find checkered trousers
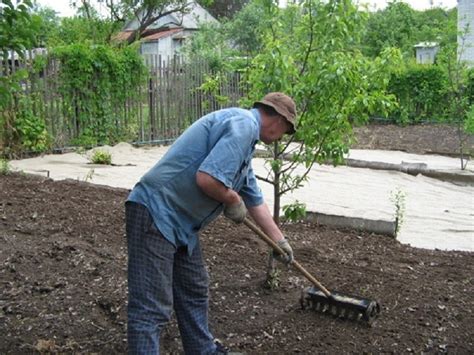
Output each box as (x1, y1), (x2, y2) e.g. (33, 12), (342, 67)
(125, 201), (216, 355)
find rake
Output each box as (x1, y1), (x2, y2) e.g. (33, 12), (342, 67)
(243, 217), (380, 324)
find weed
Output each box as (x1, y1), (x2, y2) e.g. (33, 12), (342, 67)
(1, 159), (10, 175)
(84, 168), (95, 182)
(89, 150), (112, 165)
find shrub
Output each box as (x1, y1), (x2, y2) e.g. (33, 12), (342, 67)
(1, 159), (10, 175)
(388, 64), (448, 124)
(89, 150), (112, 165)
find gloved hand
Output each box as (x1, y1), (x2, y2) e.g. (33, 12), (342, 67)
(273, 238), (294, 264)
(223, 199), (247, 223)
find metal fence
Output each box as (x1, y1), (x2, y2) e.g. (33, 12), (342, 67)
(1, 52), (245, 152)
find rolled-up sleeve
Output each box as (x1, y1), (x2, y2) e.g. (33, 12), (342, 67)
(198, 116), (254, 188)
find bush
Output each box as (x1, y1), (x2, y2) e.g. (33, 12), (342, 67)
(1, 159), (10, 175)
(89, 150), (112, 165)
(388, 64), (448, 124)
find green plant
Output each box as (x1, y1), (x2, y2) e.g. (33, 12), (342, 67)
(244, 0), (401, 224)
(388, 63), (448, 123)
(51, 43), (146, 147)
(282, 201), (307, 224)
(1, 159), (10, 175)
(89, 150), (112, 165)
(390, 188), (407, 237)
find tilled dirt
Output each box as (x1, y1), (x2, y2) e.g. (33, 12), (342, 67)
(353, 123), (474, 156)
(1, 173), (473, 354)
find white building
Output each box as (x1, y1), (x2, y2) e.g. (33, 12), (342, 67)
(458, 0), (474, 67)
(114, 2), (218, 66)
(414, 42), (439, 64)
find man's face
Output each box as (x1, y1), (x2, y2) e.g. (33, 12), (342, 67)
(260, 115), (292, 144)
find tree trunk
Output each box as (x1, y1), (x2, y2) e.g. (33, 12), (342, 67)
(273, 141), (280, 225)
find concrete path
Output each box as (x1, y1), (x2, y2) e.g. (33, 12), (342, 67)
(9, 143), (474, 252)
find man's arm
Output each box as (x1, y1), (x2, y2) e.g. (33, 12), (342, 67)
(196, 171), (240, 206)
(247, 203), (285, 243)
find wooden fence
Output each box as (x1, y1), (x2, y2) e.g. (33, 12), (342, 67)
(142, 55), (245, 144)
(1, 52), (245, 152)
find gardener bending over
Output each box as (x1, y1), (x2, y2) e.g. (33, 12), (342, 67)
(125, 92), (297, 354)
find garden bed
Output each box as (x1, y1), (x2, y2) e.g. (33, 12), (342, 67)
(1, 173), (472, 353)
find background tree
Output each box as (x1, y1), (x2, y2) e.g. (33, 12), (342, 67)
(103, 0), (195, 44)
(0, 0), (43, 156)
(197, 0), (248, 19)
(362, 1), (417, 58)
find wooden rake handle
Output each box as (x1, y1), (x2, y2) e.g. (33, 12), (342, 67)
(243, 217), (332, 298)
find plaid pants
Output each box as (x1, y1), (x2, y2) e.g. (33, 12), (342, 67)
(126, 202), (216, 355)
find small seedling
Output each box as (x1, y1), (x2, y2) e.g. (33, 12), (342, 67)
(84, 168), (95, 182)
(390, 188), (407, 237)
(89, 150), (112, 165)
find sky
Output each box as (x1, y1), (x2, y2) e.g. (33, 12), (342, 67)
(35, 0), (458, 18)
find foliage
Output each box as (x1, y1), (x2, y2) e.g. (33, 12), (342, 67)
(197, 0), (249, 19)
(243, 0), (401, 223)
(0, 158), (10, 175)
(89, 150), (112, 165)
(30, 5), (61, 47)
(282, 201), (306, 223)
(388, 63), (448, 124)
(180, 22), (235, 72)
(198, 73), (230, 108)
(50, 43), (147, 146)
(435, 26), (473, 169)
(104, 0), (197, 44)
(362, 1), (457, 59)
(362, 1), (417, 58)
(13, 96), (51, 153)
(224, 0), (269, 55)
(183, 0), (273, 71)
(0, 0), (40, 109)
(0, 0), (43, 156)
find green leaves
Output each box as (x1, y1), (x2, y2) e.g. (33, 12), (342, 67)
(51, 43), (146, 146)
(242, 0), (400, 222)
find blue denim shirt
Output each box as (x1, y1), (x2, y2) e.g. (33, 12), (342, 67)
(127, 108), (264, 254)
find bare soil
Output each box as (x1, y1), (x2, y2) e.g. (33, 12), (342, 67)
(353, 123), (474, 156)
(1, 124), (473, 354)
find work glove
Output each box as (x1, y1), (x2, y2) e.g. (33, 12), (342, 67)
(223, 199), (247, 223)
(273, 238), (294, 265)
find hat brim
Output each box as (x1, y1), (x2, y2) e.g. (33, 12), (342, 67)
(254, 100), (296, 134)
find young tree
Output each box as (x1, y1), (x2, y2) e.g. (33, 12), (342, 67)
(436, 24), (474, 170)
(245, 0), (401, 225)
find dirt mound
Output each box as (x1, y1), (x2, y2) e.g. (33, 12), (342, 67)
(1, 173), (472, 353)
(353, 123), (474, 156)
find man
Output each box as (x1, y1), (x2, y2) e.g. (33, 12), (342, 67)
(125, 92), (297, 354)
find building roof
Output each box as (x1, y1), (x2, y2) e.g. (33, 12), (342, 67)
(413, 42), (439, 48)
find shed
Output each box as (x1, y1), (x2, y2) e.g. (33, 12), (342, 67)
(413, 42), (439, 64)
